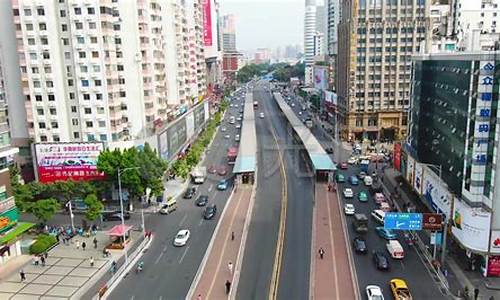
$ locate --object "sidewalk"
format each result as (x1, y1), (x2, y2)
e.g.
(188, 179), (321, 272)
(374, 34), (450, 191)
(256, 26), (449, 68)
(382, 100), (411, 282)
(189, 186), (253, 300)
(311, 183), (356, 300)
(383, 167), (500, 300)
(0, 230), (143, 299)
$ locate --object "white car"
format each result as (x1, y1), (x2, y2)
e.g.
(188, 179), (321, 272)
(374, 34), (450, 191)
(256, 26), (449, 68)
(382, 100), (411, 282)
(298, 111), (302, 115)
(259, 112), (265, 118)
(343, 188), (354, 198)
(366, 285), (384, 300)
(224, 134), (230, 139)
(344, 203), (355, 215)
(347, 157), (358, 164)
(235, 123), (241, 129)
(291, 103), (295, 107)
(237, 117), (242, 121)
(221, 127), (226, 132)
(173, 229), (190, 247)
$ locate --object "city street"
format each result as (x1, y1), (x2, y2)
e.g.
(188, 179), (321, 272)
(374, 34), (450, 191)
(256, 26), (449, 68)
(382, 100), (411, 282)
(107, 98), (241, 299)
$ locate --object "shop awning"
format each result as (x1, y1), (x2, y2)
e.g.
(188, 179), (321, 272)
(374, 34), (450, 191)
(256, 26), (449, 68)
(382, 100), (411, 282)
(0, 222), (35, 245)
(107, 224), (132, 236)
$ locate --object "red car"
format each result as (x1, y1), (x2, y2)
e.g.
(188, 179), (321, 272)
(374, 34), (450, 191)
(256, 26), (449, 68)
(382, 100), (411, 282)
(217, 166), (228, 176)
(340, 162), (348, 170)
(208, 165), (217, 174)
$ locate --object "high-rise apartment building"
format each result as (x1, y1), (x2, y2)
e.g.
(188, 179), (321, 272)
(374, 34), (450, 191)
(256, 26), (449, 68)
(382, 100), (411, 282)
(327, 0), (340, 55)
(222, 14), (236, 52)
(337, 0), (431, 141)
(305, 0), (328, 85)
(203, 0), (222, 93)
(452, 0), (500, 51)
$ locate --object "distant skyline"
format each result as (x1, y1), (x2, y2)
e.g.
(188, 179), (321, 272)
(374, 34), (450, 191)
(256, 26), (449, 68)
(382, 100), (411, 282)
(221, 0), (304, 53)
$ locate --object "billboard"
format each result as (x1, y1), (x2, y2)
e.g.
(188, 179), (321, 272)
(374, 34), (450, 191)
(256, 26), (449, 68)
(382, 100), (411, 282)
(194, 104), (206, 130)
(393, 143), (401, 172)
(203, 0), (213, 46)
(167, 119), (187, 160)
(158, 130), (169, 160)
(313, 67), (328, 91)
(34, 143), (105, 183)
(413, 163), (423, 195)
(406, 155), (415, 187)
(487, 256), (500, 277)
(422, 166), (452, 219)
(490, 231), (500, 254)
(452, 199), (491, 252)
(324, 91), (338, 105)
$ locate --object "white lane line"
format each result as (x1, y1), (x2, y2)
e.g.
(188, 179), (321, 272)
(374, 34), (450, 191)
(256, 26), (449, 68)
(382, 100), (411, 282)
(159, 296), (163, 300)
(208, 184), (214, 192)
(154, 252), (164, 264)
(162, 245), (168, 253)
(179, 214), (187, 227)
(179, 246), (190, 264)
(198, 219), (203, 226)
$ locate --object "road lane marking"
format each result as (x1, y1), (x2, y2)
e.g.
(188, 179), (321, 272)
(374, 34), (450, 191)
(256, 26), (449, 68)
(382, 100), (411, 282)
(179, 246), (190, 264)
(326, 191), (340, 300)
(154, 252), (164, 264)
(179, 214), (187, 227)
(198, 219), (203, 226)
(209, 184), (213, 192)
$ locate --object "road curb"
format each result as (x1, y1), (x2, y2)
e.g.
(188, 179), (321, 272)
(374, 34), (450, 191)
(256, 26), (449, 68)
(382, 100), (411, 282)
(229, 165), (258, 300)
(185, 183), (237, 300)
(309, 183), (317, 300)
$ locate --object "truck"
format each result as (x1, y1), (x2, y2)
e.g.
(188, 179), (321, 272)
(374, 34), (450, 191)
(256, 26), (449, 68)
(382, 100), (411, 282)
(190, 167), (207, 184)
(352, 213), (368, 233)
(360, 159), (370, 173)
(390, 279), (413, 300)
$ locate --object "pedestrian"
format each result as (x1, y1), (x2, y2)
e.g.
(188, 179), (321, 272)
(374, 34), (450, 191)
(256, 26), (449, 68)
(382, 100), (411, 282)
(228, 261), (233, 274)
(319, 247), (325, 259)
(19, 270), (26, 282)
(90, 256), (94, 267)
(33, 255), (39, 266)
(82, 241), (86, 251)
(56, 234), (60, 243)
(76, 240), (80, 250)
(93, 237), (98, 249)
(44, 252), (48, 259)
(231, 231), (235, 241)
(225, 280), (231, 294)
(474, 287), (479, 300)
(111, 260), (117, 273)
(196, 294), (202, 300)
(40, 255), (45, 267)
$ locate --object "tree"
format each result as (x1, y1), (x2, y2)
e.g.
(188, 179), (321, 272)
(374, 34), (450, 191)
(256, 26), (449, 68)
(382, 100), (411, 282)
(29, 199), (61, 223)
(84, 194), (104, 222)
(13, 184), (35, 212)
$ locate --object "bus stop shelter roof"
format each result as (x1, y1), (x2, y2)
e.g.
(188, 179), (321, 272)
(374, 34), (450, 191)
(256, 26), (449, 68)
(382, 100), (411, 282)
(273, 92), (336, 172)
(233, 92), (257, 174)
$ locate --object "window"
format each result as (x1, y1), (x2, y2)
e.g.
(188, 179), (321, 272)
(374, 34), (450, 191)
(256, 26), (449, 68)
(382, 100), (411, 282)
(74, 7), (81, 15)
(42, 52), (50, 59)
(95, 80), (102, 86)
(98, 120), (106, 127)
(90, 36), (98, 43)
(44, 66), (52, 73)
(26, 23), (33, 31)
(87, 7), (95, 14)
(83, 94), (90, 100)
(75, 22), (83, 30)
(40, 37), (48, 45)
(53, 135), (60, 142)
(29, 53), (37, 60)
(33, 81), (41, 88)
(100, 134), (107, 141)
(97, 107), (105, 114)
(32, 67), (39, 74)
(77, 36), (85, 44)
(68, 79), (73, 86)
(46, 81), (53, 88)
(69, 92), (75, 100)
(87, 134), (95, 141)
(51, 122), (58, 128)
(48, 94), (55, 101)
(96, 94), (103, 100)
(24, 9), (31, 16)
(80, 66), (88, 72)
(73, 132), (80, 139)
(64, 52), (71, 59)
(72, 119), (79, 125)
(13, 9), (19, 16)
(92, 51), (99, 58)
(28, 38), (35, 45)
(40, 135), (47, 142)
(37, 8), (45, 16)
(39, 23), (46, 30)
(71, 106), (77, 113)
(93, 65), (100, 72)
(89, 22), (96, 29)
(60, 10), (66, 17)
(81, 80), (89, 87)
(62, 24), (67, 31)
(49, 108), (56, 115)
(38, 122), (46, 129)
(79, 51), (86, 58)
(84, 107), (91, 114)
(117, 65), (124, 71)
(35, 95), (42, 101)
(86, 121), (93, 128)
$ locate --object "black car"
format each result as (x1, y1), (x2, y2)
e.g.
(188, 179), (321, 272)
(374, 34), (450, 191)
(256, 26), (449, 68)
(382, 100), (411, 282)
(195, 195), (209, 207)
(103, 211), (130, 221)
(372, 251), (390, 270)
(325, 148), (334, 154)
(203, 204), (217, 220)
(353, 237), (367, 254)
(183, 187), (197, 199)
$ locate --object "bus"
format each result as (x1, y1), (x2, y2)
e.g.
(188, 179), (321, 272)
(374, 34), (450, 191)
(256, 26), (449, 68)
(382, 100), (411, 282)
(227, 147), (238, 165)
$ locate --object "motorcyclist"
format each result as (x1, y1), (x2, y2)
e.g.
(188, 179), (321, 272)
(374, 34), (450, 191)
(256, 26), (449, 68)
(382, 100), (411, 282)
(137, 261), (144, 273)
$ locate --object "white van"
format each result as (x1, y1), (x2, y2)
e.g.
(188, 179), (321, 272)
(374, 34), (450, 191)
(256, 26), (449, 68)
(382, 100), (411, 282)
(371, 209), (386, 224)
(386, 240), (404, 259)
(235, 134), (240, 142)
(364, 176), (373, 186)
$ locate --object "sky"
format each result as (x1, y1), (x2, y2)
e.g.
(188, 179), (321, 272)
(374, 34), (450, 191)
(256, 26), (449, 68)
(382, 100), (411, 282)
(221, 0), (304, 53)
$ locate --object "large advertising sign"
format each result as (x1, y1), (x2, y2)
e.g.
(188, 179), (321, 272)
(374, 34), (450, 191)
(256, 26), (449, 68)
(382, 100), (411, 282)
(487, 256), (500, 277)
(413, 162), (423, 195)
(393, 143), (401, 172)
(313, 67), (328, 91)
(194, 104), (206, 130)
(35, 143), (105, 183)
(422, 167), (452, 219)
(490, 231), (500, 254)
(158, 131), (168, 160)
(324, 91), (338, 105)
(167, 119), (187, 160)
(406, 155), (415, 187)
(203, 0), (213, 46)
(452, 199), (491, 252)
(186, 112), (195, 139)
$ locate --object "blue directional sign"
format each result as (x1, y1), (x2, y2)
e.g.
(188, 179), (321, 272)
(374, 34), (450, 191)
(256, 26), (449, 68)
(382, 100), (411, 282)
(384, 213), (422, 231)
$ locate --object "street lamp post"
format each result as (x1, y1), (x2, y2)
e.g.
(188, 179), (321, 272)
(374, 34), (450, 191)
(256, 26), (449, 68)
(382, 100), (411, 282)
(117, 167), (140, 266)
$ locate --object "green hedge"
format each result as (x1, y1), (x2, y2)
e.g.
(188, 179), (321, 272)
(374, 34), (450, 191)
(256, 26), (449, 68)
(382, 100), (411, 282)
(30, 234), (57, 254)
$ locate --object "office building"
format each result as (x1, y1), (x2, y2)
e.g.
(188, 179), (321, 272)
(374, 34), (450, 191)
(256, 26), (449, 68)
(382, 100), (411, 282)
(337, 0), (431, 141)
(204, 0), (222, 93)
(222, 14), (239, 83)
(327, 0), (339, 55)
(305, 0), (328, 85)
(406, 52), (500, 275)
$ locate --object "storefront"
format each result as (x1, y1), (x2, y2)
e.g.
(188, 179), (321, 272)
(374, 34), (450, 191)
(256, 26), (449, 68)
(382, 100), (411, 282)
(0, 222), (35, 265)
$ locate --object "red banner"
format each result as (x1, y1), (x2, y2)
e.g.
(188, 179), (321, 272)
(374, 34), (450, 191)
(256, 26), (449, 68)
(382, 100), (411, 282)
(487, 256), (500, 277)
(394, 143), (402, 171)
(203, 0), (213, 46)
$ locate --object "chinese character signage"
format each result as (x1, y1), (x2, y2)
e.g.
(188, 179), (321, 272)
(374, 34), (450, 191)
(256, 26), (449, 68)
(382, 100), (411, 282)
(203, 0), (213, 46)
(34, 142), (105, 183)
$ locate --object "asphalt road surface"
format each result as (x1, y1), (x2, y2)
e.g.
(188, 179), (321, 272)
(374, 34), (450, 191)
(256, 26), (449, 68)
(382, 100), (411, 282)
(108, 92), (243, 300)
(236, 84), (282, 300)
